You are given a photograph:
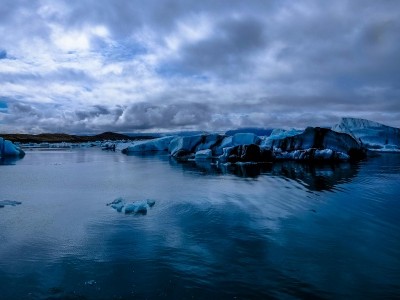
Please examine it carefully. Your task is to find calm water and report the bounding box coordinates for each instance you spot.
[0,149,399,299]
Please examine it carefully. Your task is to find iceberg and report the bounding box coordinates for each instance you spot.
[118,126,368,163]
[107,198,155,215]
[332,117,400,152]
[219,144,274,163]
[122,136,174,153]
[0,138,25,158]
[213,133,261,156]
[268,127,365,161]
[168,135,204,158]
[168,133,260,159]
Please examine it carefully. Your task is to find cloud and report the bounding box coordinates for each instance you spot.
[0,0,399,133]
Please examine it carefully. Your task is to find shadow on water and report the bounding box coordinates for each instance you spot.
[169,158,360,192]
[0,157,21,165]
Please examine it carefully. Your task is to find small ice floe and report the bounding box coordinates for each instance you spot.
[84,280,96,286]
[0,200,22,208]
[107,197,155,215]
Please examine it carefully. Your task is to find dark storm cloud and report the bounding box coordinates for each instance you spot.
[9,102,43,117]
[60,0,275,37]
[169,17,268,76]
[120,102,213,130]
[75,105,111,121]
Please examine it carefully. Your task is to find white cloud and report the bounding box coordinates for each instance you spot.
[0,0,399,133]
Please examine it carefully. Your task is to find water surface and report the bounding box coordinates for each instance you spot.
[1,149,399,299]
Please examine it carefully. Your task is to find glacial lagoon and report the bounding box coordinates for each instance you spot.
[1,148,399,299]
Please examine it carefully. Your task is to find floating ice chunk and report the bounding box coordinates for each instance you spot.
[107,197,125,212]
[84,280,96,286]
[124,201,147,214]
[123,199,155,215]
[107,198,155,215]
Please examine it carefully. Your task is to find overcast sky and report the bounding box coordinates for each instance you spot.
[0,0,399,133]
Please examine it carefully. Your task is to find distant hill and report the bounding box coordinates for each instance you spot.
[0,132,157,143]
[225,127,273,136]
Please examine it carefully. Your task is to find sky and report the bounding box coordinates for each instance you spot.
[0,0,399,134]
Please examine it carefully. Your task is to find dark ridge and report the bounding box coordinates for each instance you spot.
[0,132,157,143]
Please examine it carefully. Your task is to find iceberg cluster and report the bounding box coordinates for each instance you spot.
[107,198,156,215]
[332,117,400,152]
[0,138,25,158]
[121,128,366,162]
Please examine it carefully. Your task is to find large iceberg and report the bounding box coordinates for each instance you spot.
[120,127,367,163]
[122,136,175,153]
[267,127,366,161]
[332,117,400,152]
[0,138,25,158]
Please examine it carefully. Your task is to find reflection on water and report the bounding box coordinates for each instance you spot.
[171,158,359,192]
[0,149,399,299]
[0,157,20,165]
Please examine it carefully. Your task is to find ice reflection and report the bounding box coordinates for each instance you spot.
[169,158,359,192]
[0,156,21,165]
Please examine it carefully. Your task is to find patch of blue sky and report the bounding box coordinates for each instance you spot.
[156,64,209,82]
[0,49,7,59]
[0,100,8,112]
[100,39,147,62]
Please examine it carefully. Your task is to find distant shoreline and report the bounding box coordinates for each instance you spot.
[0,132,156,144]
